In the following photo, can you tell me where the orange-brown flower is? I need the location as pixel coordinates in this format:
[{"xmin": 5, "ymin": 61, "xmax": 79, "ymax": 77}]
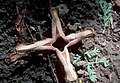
[{"xmin": 15, "ymin": 7, "xmax": 94, "ymax": 81}]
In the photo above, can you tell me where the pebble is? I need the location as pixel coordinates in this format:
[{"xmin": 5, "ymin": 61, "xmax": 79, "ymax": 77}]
[
  {"xmin": 112, "ymin": 37, "xmax": 118, "ymax": 42},
  {"xmin": 116, "ymin": 0, "xmax": 120, "ymax": 7},
  {"xmin": 101, "ymin": 42, "xmax": 106, "ymax": 47},
  {"xmin": 113, "ymin": 28, "xmax": 120, "ymax": 33}
]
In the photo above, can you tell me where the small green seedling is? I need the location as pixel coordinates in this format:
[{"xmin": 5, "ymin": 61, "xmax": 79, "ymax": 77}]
[
  {"xmin": 86, "ymin": 57, "xmax": 109, "ymax": 82},
  {"xmin": 73, "ymin": 47, "xmax": 109, "ymax": 82},
  {"xmin": 99, "ymin": 57, "xmax": 109, "ymax": 67},
  {"xmin": 98, "ymin": 0, "xmax": 112, "ymax": 32},
  {"xmin": 86, "ymin": 64, "xmax": 97, "ymax": 82},
  {"xmin": 84, "ymin": 47, "xmax": 100, "ymax": 58},
  {"xmin": 87, "ymin": 57, "xmax": 109, "ymax": 68},
  {"xmin": 72, "ymin": 54, "xmax": 81, "ymax": 64}
]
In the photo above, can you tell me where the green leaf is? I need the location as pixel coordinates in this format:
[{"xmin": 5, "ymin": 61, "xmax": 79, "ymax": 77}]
[
  {"xmin": 84, "ymin": 47, "xmax": 100, "ymax": 58},
  {"xmin": 98, "ymin": 0, "xmax": 112, "ymax": 31},
  {"xmin": 72, "ymin": 54, "xmax": 81, "ymax": 64},
  {"xmin": 87, "ymin": 64, "xmax": 97, "ymax": 82},
  {"xmin": 99, "ymin": 57, "xmax": 109, "ymax": 67}
]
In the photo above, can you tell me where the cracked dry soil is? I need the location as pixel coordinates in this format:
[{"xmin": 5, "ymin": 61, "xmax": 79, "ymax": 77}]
[{"xmin": 0, "ymin": 0, "xmax": 120, "ymax": 83}]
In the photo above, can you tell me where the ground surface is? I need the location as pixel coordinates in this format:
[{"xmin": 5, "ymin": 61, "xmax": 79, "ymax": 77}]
[{"xmin": 0, "ymin": 0, "xmax": 120, "ymax": 83}]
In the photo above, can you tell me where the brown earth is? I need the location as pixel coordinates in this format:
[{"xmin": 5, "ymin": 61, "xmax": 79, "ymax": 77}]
[{"xmin": 0, "ymin": 0, "xmax": 120, "ymax": 83}]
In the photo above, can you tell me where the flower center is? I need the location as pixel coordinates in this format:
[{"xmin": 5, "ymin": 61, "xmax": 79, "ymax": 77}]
[{"xmin": 52, "ymin": 37, "xmax": 68, "ymax": 51}]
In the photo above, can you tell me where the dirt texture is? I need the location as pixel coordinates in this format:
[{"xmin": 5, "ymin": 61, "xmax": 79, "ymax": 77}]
[{"xmin": 0, "ymin": 0, "xmax": 120, "ymax": 83}]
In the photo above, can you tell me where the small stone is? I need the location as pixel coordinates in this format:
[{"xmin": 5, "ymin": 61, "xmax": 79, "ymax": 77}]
[
  {"xmin": 77, "ymin": 70, "xmax": 88, "ymax": 76},
  {"xmin": 101, "ymin": 42, "xmax": 106, "ymax": 47},
  {"xmin": 118, "ymin": 32, "xmax": 120, "ymax": 36},
  {"xmin": 112, "ymin": 37, "xmax": 118, "ymax": 42},
  {"xmin": 116, "ymin": 0, "xmax": 120, "ymax": 7},
  {"xmin": 113, "ymin": 27, "xmax": 120, "ymax": 33},
  {"xmin": 76, "ymin": 61, "xmax": 86, "ymax": 67}
]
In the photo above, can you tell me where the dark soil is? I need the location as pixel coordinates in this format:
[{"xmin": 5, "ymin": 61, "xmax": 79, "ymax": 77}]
[{"xmin": 0, "ymin": 0, "xmax": 120, "ymax": 83}]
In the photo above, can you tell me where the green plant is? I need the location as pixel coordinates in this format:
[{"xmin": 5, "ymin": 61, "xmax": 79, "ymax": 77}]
[
  {"xmin": 98, "ymin": 0, "xmax": 112, "ymax": 32},
  {"xmin": 86, "ymin": 57, "xmax": 109, "ymax": 82},
  {"xmin": 87, "ymin": 57, "xmax": 109, "ymax": 68},
  {"xmin": 72, "ymin": 47, "xmax": 109, "ymax": 82},
  {"xmin": 84, "ymin": 47, "xmax": 100, "ymax": 58},
  {"xmin": 72, "ymin": 54, "xmax": 81, "ymax": 64},
  {"xmin": 86, "ymin": 64, "xmax": 97, "ymax": 82},
  {"xmin": 99, "ymin": 57, "xmax": 109, "ymax": 67}
]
